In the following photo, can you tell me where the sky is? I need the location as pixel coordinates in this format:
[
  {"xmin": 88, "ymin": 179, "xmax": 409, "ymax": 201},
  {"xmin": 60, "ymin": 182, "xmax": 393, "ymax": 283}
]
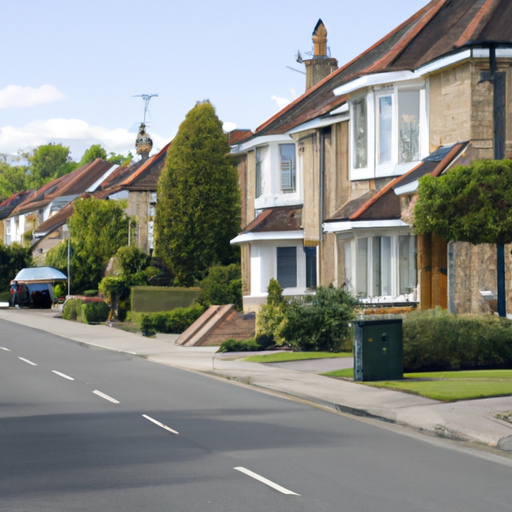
[{"xmin": 1, "ymin": 0, "xmax": 428, "ymax": 162}]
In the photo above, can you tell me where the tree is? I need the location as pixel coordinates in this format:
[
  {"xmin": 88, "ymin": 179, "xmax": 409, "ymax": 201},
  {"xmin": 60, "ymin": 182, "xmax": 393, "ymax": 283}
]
[
  {"xmin": 0, "ymin": 242, "xmax": 32, "ymax": 291},
  {"xmin": 414, "ymin": 159, "xmax": 512, "ymax": 244},
  {"xmin": 24, "ymin": 143, "xmax": 77, "ymax": 189},
  {"xmin": 67, "ymin": 197, "xmax": 131, "ymax": 289},
  {"xmin": 0, "ymin": 160, "xmax": 28, "ymax": 200},
  {"xmin": 155, "ymin": 101, "xmax": 240, "ymax": 286},
  {"xmin": 78, "ymin": 144, "xmax": 107, "ymax": 166},
  {"xmin": 197, "ymin": 263, "xmax": 242, "ymax": 310}
]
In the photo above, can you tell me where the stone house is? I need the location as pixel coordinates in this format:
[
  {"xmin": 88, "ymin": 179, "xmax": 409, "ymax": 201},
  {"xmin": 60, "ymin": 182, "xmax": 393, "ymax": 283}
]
[{"xmin": 230, "ymin": 0, "xmax": 512, "ymax": 314}]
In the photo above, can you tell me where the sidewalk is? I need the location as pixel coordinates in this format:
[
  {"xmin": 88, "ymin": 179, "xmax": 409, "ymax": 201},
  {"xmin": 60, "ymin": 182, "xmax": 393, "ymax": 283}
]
[{"xmin": 2, "ymin": 308, "xmax": 512, "ymax": 451}]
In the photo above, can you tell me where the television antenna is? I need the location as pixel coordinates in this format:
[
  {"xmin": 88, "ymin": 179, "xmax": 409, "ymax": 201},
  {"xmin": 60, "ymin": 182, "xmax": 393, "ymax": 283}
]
[{"xmin": 132, "ymin": 93, "xmax": 158, "ymax": 124}]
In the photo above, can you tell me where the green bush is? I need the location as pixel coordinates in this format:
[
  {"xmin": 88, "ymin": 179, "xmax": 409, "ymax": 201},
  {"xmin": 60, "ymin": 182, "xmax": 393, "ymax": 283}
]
[
  {"xmin": 218, "ymin": 338, "xmax": 259, "ymax": 353},
  {"xmin": 0, "ymin": 291, "xmax": 10, "ymax": 302},
  {"xmin": 82, "ymin": 289, "xmax": 98, "ymax": 297},
  {"xmin": 280, "ymin": 285, "xmax": 358, "ymax": 352},
  {"xmin": 403, "ymin": 309, "xmax": 512, "ymax": 371},
  {"xmin": 256, "ymin": 279, "xmax": 287, "ymax": 346},
  {"xmin": 81, "ymin": 301, "xmax": 110, "ymax": 324},
  {"xmin": 198, "ymin": 263, "xmax": 242, "ymax": 310},
  {"xmin": 139, "ymin": 303, "xmax": 206, "ymax": 334},
  {"xmin": 53, "ymin": 283, "xmax": 67, "ymax": 298},
  {"xmin": 62, "ymin": 299, "xmax": 83, "ymax": 321}
]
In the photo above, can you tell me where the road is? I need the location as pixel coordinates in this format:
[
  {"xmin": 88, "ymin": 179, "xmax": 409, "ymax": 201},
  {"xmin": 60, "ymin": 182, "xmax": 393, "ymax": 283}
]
[{"xmin": 1, "ymin": 317, "xmax": 512, "ymax": 511}]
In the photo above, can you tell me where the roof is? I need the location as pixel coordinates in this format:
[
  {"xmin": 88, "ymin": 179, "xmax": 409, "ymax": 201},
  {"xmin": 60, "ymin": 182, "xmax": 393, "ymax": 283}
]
[
  {"xmin": 13, "ymin": 266, "xmax": 67, "ymax": 283},
  {"xmin": 12, "ymin": 159, "xmax": 114, "ymax": 216},
  {"xmin": 33, "ymin": 201, "xmax": 74, "ymax": 239},
  {"xmin": 326, "ymin": 141, "xmax": 471, "ymax": 223},
  {"xmin": 237, "ymin": 0, "xmax": 512, "ymax": 143},
  {"xmin": 0, "ymin": 190, "xmax": 34, "ymax": 221},
  {"xmin": 240, "ymin": 205, "xmax": 303, "ymax": 234},
  {"xmin": 116, "ymin": 142, "xmax": 171, "ymax": 192}
]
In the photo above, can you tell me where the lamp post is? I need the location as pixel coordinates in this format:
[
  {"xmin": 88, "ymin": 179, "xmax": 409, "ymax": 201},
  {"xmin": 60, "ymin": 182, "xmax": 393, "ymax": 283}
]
[{"xmin": 62, "ymin": 224, "xmax": 70, "ymax": 296}]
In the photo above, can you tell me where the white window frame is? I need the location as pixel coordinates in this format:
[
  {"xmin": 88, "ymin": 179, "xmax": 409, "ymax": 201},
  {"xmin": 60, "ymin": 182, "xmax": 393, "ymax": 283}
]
[
  {"xmin": 340, "ymin": 230, "xmax": 417, "ymax": 301},
  {"xmin": 349, "ymin": 80, "xmax": 428, "ymax": 181}
]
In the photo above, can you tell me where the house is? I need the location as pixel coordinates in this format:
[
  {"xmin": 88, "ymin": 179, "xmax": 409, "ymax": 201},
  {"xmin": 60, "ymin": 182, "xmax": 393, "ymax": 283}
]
[{"xmin": 231, "ymin": 0, "xmax": 512, "ymax": 314}]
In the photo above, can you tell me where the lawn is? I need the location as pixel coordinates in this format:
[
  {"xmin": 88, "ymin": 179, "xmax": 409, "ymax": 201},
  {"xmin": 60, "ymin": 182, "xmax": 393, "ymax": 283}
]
[
  {"xmin": 244, "ymin": 352, "xmax": 352, "ymax": 363},
  {"xmin": 323, "ymin": 368, "xmax": 512, "ymax": 402}
]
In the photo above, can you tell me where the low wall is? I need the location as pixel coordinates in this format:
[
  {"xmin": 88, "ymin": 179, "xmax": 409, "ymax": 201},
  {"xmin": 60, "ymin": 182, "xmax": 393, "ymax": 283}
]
[{"xmin": 131, "ymin": 286, "xmax": 201, "ymax": 313}]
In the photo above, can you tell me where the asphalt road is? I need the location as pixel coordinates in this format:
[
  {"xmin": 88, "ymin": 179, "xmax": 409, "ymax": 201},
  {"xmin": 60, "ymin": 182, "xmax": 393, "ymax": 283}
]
[{"xmin": 2, "ymin": 318, "xmax": 512, "ymax": 511}]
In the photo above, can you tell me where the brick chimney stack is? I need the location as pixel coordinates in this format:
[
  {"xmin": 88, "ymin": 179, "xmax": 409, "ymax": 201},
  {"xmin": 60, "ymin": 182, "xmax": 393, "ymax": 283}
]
[{"xmin": 304, "ymin": 20, "xmax": 338, "ymax": 90}]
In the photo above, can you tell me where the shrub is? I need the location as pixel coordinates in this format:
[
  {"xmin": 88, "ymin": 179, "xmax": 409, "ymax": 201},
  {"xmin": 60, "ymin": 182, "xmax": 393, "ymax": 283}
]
[
  {"xmin": 218, "ymin": 338, "xmax": 259, "ymax": 353},
  {"xmin": 139, "ymin": 303, "xmax": 206, "ymax": 335},
  {"xmin": 62, "ymin": 299, "xmax": 83, "ymax": 321},
  {"xmin": 81, "ymin": 301, "xmax": 110, "ymax": 324},
  {"xmin": 198, "ymin": 263, "xmax": 242, "ymax": 310},
  {"xmin": 256, "ymin": 279, "xmax": 288, "ymax": 346},
  {"xmin": 403, "ymin": 309, "xmax": 512, "ymax": 371},
  {"xmin": 82, "ymin": 289, "xmax": 98, "ymax": 297},
  {"xmin": 280, "ymin": 285, "xmax": 358, "ymax": 352},
  {"xmin": 53, "ymin": 283, "xmax": 67, "ymax": 298}
]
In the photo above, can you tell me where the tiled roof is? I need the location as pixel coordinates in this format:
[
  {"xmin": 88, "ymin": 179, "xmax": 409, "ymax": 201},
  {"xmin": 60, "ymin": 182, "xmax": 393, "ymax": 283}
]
[
  {"xmin": 242, "ymin": 0, "xmax": 512, "ymax": 140},
  {"xmin": 33, "ymin": 201, "xmax": 74, "ymax": 238},
  {"xmin": 0, "ymin": 190, "xmax": 34, "ymax": 221},
  {"xmin": 241, "ymin": 206, "xmax": 302, "ymax": 233},
  {"xmin": 12, "ymin": 159, "xmax": 114, "ymax": 216}
]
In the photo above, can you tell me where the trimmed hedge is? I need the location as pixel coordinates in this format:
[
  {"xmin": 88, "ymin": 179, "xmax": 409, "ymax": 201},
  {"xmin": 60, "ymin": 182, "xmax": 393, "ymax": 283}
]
[
  {"xmin": 62, "ymin": 299, "xmax": 83, "ymax": 321},
  {"xmin": 218, "ymin": 338, "xmax": 259, "ymax": 353},
  {"xmin": 131, "ymin": 286, "xmax": 201, "ymax": 313},
  {"xmin": 403, "ymin": 309, "xmax": 512, "ymax": 371},
  {"xmin": 139, "ymin": 303, "xmax": 205, "ymax": 335},
  {"xmin": 81, "ymin": 301, "xmax": 110, "ymax": 324}
]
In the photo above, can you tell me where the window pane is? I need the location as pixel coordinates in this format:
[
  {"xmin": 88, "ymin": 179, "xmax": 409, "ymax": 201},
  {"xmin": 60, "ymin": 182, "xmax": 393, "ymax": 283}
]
[
  {"xmin": 372, "ymin": 236, "xmax": 391, "ymax": 296},
  {"xmin": 379, "ymin": 96, "xmax": 392, "ymax": 164},
  {"xmin": 304, "ymin": 246, "xmax": 317, "ymax": 288},
  {"xmin": 399, "ymin": 235, "xmax": 417, "ymax": 295},
  {"xmin": 353, "ymin": 97, "xmax": 368, "ymax": 169},
  {"xmin": 277, "ymin": 247, "xmax": 297, "ymax": 288},
  {"xmin": 280, "ymin": 144, "xmax": 296, "ymax": 192},
  {"xmin": 356, "ymin": 238, "xmax": 368, "ymax": 297},
  {"xmin": 255, "ymin": 147, "xmax": 265, "ymax": 198},
  {"xmin": 398, "ymin": 90, "xmax": 420, "ymax": 163},
  {"xmin": 344, "ymin": 241, "xmax": 353, "ymax": 291}
]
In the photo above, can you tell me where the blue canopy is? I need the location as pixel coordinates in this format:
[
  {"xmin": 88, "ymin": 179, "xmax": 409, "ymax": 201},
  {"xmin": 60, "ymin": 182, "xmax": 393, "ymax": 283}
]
[{"xmin": 14, "ymin": 267, "xmax": 67, "ymax": 283}]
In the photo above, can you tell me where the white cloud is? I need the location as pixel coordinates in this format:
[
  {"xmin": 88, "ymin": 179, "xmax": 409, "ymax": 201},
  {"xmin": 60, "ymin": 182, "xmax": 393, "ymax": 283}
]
[
  {"xmin": 223, "ymin": 121, "xmax": 237, "ymax": 132},
  {"xmin": 271, "ymin": 88, "xmax": 298, "ymax": 110},
  {"xmin": 0, "ymin": 85, "xmax": 66, "ymax": 109},
  {"xmin": 0, "ymin": 118, "xmax": 169, "ymax": 157}
]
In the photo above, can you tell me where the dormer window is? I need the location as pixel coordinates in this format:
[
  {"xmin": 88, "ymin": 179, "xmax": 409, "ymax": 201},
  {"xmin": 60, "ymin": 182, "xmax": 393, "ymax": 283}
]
[{"xmin": 351, "ymin": 82, "xmax": 426, "ymax": 180}]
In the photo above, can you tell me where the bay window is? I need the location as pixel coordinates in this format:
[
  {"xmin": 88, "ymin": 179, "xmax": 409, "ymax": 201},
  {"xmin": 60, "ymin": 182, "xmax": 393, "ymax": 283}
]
[{"xmin": 280, "ymin": 144, "xmax": 296, "ymax": 193}]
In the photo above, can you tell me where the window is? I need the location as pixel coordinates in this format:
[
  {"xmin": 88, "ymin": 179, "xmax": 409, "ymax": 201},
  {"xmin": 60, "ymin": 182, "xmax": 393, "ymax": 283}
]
[
  {"xmin": 255, "ymin": 146, "xmax": 266, "ymax": 198},
  {"xmin": 353, "ymin": 96, "xmax": 368, "ymax": 169},
  {"xmin": 343, "ymin": 234, "xmax": 417, "ymax": 300},
  {"xmin": 280, "ymin": 144, "xmax": 296, "ymax": 193},
  {"xmin": 277, "ymin": 246, "xmax": 297, "ymax": 288},
  {"xmin": 378, "ymin": 96, "xmax": 392, "ymax": 164},
  {"xmin": 398, "ymin": 90, "xmax": 420, "ymax": 163},
  {"xmin": 304, "ymin": 246, "xmax": 317, "ymax": 288}
]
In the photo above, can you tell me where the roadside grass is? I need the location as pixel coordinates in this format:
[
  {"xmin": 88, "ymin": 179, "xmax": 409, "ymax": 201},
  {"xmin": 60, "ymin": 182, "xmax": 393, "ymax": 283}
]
[
  {"xmin": 323, "ymin": 368, "xmax": 512, "ymax": 402},
  {"xmin": 243, "ymin": 352, "xmax": 352, "ymax": 363}
]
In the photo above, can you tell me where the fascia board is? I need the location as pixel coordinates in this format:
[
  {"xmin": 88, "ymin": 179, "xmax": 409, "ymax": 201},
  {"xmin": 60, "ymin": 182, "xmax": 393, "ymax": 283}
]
[
  {"xmin": 394, "ymin": 181, "xmax": 419, "ymax": 196},
  {"xmin": 288, "ymin": 113, "xmax": 349, "ymax": 135},
  {"xmin": 87, "ymin": 165, "xmax": 118, "ymax": 193},
  {"xmin": 323, "ymin": 219, "xmax": 409, "ymax": 233},
  {"xmin": 231, "ymin": 134, "xmax": 295, "ymax": 155},
  {"xmin": 231, "ymin": 230, "xmax": 304, "ymax": 245}
]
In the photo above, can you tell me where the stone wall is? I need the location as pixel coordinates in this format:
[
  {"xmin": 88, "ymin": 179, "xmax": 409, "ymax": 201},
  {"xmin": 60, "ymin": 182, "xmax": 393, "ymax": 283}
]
[{"xmin": 127, "ymin": 191, "xmax": 151, "ymax": 253}]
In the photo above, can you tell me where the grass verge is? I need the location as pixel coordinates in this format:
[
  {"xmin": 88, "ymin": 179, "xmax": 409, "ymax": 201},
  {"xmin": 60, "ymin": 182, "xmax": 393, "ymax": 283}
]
[
  {"xmin": 244, "ymin": 352, "xmax": 352, "ymax": 363},
  {"xmin": 323, "ymin": 368, "xmax": 512, "ymax": 401}
]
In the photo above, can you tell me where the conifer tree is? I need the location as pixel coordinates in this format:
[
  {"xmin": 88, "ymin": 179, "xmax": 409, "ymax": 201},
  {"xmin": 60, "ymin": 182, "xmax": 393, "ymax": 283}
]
[{"xmin": 155, "ymin": 101, "xmax": 240, "ymax": 286}]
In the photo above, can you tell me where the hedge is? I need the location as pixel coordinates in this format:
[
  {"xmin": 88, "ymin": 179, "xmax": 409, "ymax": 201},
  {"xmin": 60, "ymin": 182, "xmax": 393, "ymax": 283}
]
[
  {"xmin": 81, "ymin": 301, "xmax": 110, "ymax": 324},
  {"xmin": 139, "ymin": 303, "xmax": 205, "ymax": 335},
  {"xmin": 403, "ymin": 309, "xmax": 512, "ymax": 371},
  {"xmin": 218, "ymin": 338, "xmax": 259, "ymax": 353},
  {"xmin": 62, "ymin": 299, "xmax": 83, "ymax": 321}
]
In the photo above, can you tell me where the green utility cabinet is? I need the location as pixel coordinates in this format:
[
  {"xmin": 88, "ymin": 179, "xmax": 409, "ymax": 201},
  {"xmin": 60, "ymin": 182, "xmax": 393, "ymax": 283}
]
[{"xmin": 354, "ymin": 319, "xmax": 403, "ymax": 381}]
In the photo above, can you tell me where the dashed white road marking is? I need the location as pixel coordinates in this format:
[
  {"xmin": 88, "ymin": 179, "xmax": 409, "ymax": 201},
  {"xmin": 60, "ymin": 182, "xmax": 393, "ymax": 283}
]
[
  {"xmin": 92, "ymin": 390, "xmax": 120, "ymax": 404},
  {"xmin": 0, "ymin": 347, "xmax": 11, "ymax": 351},
  {"xmin": 234, "ymin": 467, "xmax": 300, "ymax": 496},
  {"xmin": 142, "ymin": 414, "xmax": 179, "ymax": 435},
  {"xmin": 18, "ymin": 357, "xmax": 37, "ymax": 366},
  {"xmin": 52, "ymin": 370, "xmax": 74, "ymax": 381}
]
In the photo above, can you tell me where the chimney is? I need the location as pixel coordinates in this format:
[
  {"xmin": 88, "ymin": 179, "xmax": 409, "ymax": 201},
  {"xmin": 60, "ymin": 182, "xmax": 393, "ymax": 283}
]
[{"xmin": 304, "ymin": 20, "xmax": 338, "ymax": 91}]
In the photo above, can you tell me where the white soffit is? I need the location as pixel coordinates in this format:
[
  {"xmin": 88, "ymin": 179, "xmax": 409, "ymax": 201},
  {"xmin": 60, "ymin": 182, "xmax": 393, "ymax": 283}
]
[
  {"xmin": 288, "ymin": 113, "xmax": 349, "ymax": 135},
  {"xmin": 231, "ymin": 134, "xmax": 295, "ymax": 154},
  {"xmin": 394, "ymin": 180, "xmax": 419, "ymax": 196},
  {"xmin": 323, "ymin": 219, "xmax": 409, "ymax": 233},
  {"xmin": 230, "ymin": 230, "xmax": 304, "ymax": 245}
]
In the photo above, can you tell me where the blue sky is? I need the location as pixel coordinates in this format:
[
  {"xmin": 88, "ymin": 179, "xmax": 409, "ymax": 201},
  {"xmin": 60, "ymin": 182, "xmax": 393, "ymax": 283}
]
[{"xmin": 1, "ymin": 0, "xmax": 427, "ymax": 161}]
